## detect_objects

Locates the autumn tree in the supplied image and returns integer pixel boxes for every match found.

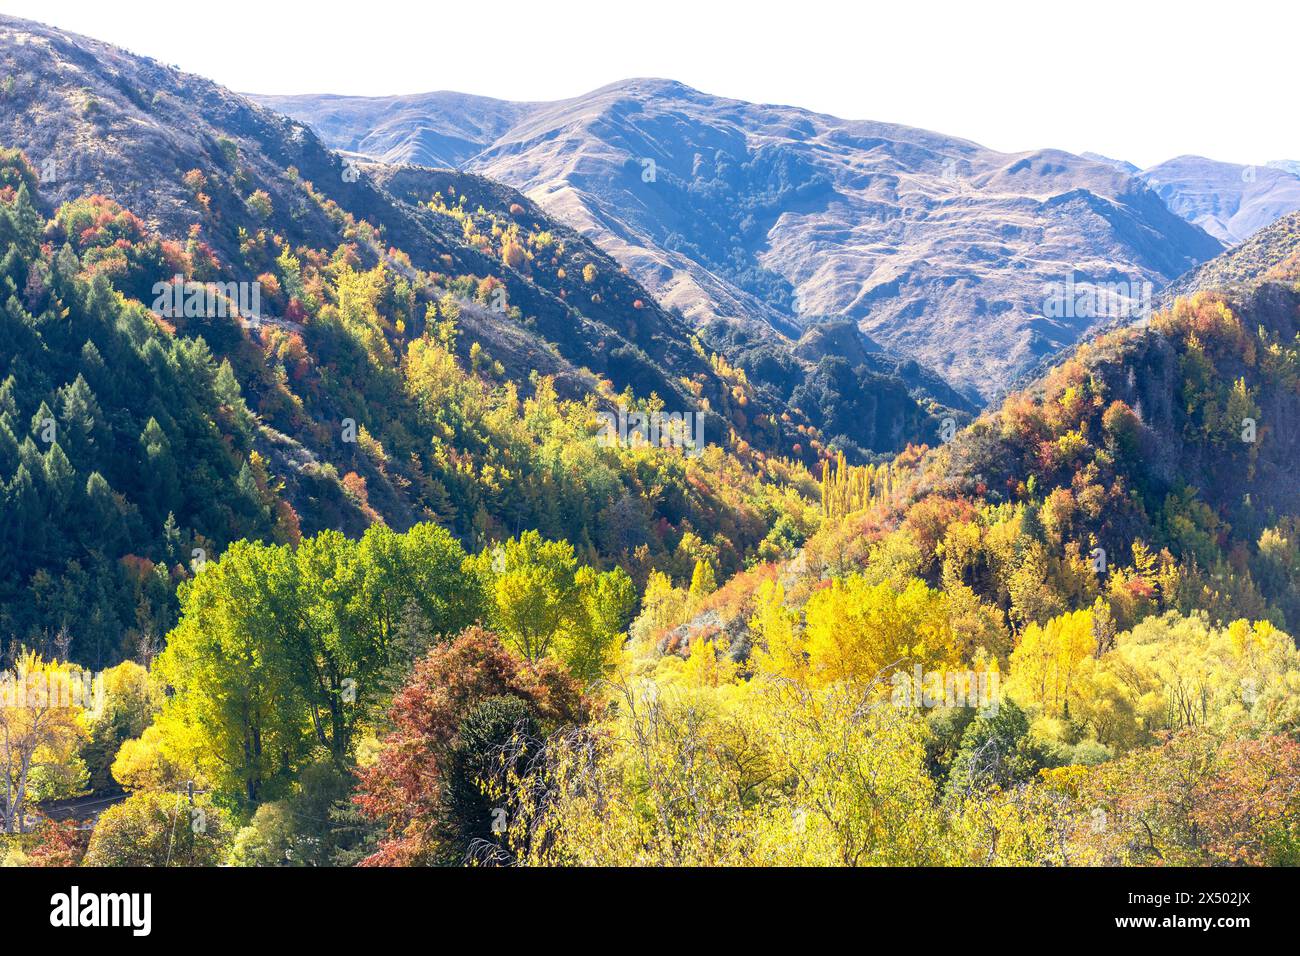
[24,817,88,867]
[83,790,233,866]
[151,541,309,807]
[0,652,90,833]
[355,627,587,866]
[802,576,961,688]
[146,522,482,806]
[1004,608,1096,719]
[469,530,634,680]
[82,660,157,792]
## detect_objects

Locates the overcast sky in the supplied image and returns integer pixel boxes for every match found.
[7,0,1295,169]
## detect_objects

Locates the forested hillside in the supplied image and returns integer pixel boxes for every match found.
[460,260,1300,867]
[0,150,820,668]
[0,15,727,414]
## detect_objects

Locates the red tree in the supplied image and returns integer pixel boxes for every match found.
[354,627,587,866]
[26,818,89,867]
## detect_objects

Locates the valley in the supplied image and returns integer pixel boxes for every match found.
[0,8,1298,883]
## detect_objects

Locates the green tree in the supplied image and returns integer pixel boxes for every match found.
[945,699,1046,800]
[470,530,634,679]
[84,790,233,866]
[152,540,309,807]
[83,660,158,792]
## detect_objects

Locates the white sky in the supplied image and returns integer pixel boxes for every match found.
[6,0,1296,168]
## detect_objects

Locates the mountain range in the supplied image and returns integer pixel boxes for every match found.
[1,11,1294,469]
[1139,155,1300,246]
[256,82,1246,404]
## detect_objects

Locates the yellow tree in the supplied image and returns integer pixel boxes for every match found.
[687,559,717,612]
[1005,608,1096,718]
[749,679,952,865]
[493,678,761,866]
[749,579,803,681]
[83,660,158,792]
[0,652,90,833]
[470,531,635,680]
[631,570,688,646]
[803,576,960,688]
